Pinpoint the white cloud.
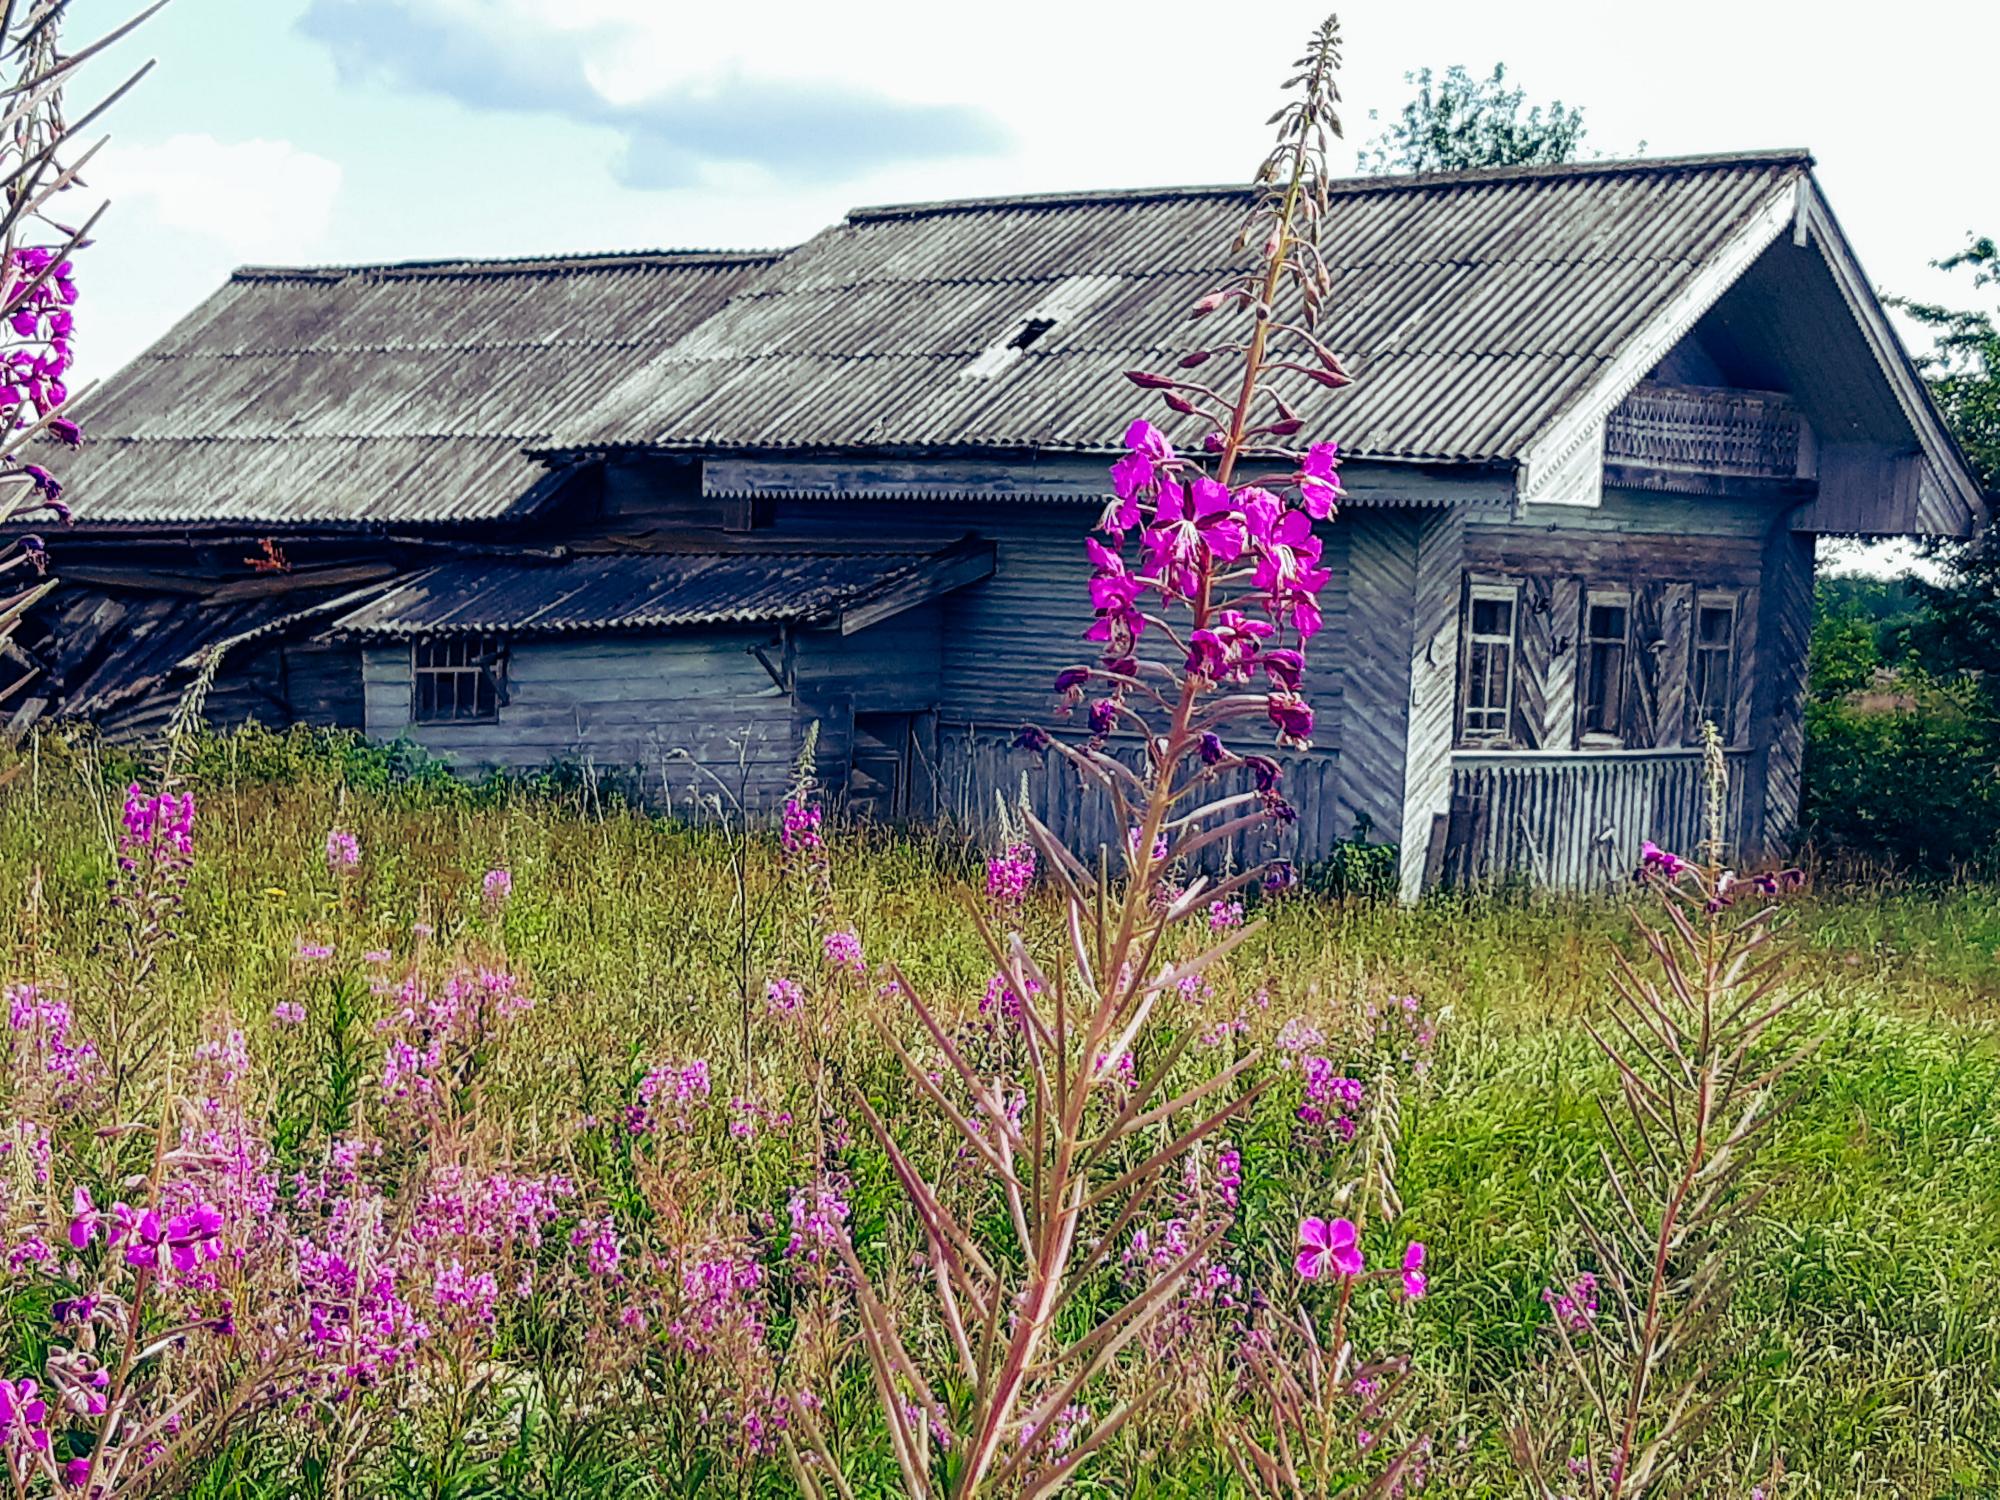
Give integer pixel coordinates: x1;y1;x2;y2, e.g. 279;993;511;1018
91;134;343;263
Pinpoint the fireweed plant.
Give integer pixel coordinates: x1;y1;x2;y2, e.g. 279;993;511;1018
0;0;166;653
790;19;1426;1499
1509;738;1812;1498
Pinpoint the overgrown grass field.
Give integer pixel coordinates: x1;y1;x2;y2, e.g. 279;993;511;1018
4;727;1998;1497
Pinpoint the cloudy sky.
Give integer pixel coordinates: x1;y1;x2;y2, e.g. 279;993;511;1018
67;0;2000;395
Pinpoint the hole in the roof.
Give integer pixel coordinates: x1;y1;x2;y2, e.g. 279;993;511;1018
1008;316;1057;351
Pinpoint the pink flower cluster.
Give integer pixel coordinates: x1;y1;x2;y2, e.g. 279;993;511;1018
2;247;76;422
985;841;1036;905
784;1181;850;1262
764;976;803;1015
1298;1058;1365;1138
324;829;360;871
119;783;195;867
68;1191;225;1276
1061;418;1340;754
482;867;512;905
780;797;822;857
822;929;865;976
629;1058;711;1134
7;985;96;1103
377;968;535;1107
1544;1271;1600;1333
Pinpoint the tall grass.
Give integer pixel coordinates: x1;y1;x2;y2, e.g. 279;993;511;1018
0;724;1994;1494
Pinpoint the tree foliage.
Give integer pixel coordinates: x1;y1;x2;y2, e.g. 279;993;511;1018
1359;63;1586;175
1895;236;2000;495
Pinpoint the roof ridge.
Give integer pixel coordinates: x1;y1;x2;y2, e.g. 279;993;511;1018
232;247;789;283
845;149;1815;223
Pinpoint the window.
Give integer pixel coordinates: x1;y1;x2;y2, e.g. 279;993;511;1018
412;636;505;723
1690;594;1737;737
1579;590;1630;742
1461;584;1518;742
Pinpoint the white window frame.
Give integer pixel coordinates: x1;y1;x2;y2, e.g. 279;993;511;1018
1578;587;1632;746
1461;581;1520;744
1689;591;1739;739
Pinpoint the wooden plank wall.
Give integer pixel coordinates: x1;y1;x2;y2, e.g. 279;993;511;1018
1340;512;1418;846
765;496;1351;754
1756;528;1815;855
1401;509;1465;899
792;606;944;793
361;632;797;811
937;726;1338;876
1449;749;1753;889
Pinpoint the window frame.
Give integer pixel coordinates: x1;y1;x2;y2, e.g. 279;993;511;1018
1577;587;1632;747
1460;580;1520;745
410;635;508;725
1688;591;1739;740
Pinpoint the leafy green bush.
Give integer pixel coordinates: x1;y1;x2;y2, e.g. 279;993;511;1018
1802;676;2000;876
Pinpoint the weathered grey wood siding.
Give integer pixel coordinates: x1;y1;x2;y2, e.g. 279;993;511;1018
361;631;796;809
281;643;366;729
791;606;944;790
767;496;1350;752
1448;748;1753;889
936;727;1337;875
1445;486;1810;884
1756;528;1815;853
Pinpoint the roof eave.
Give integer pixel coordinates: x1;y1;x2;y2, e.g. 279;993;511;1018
1513;168;1810;509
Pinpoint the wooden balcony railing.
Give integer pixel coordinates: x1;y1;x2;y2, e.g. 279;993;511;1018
1604;382;1809;484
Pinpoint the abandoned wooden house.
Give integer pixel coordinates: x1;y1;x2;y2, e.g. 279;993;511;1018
6;150;1984;892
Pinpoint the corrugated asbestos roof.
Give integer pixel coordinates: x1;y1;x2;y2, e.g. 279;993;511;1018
63;249;782;527
569;152;1813;464
330;547;954;639
59;153;1822;530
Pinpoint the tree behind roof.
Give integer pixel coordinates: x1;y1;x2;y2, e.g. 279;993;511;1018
1358;63;1586;175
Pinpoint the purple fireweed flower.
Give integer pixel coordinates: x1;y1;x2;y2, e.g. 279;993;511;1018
1401;1241;1428;1300
822;929;865;976
1087;698;1119;735
1262;648;1306;691
67;1187;97;1250
1012;724;1051;755
1639;840;1688;877
45;417;81;446
785;1182;850;1261
986;841;1036;904
273;1000;307;1026
1544;1272;1600;1332
18;464;58;501
324;829;360;870
1207;897;1244;931
765;976;803;1015
296;939;334;963
780;797;823;855
1122;417;1174;463
1216;1146;1242;1209
482;867;512;904
1298;440;1343;518
1295;1215;1362;1280
1267;692;1314;747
